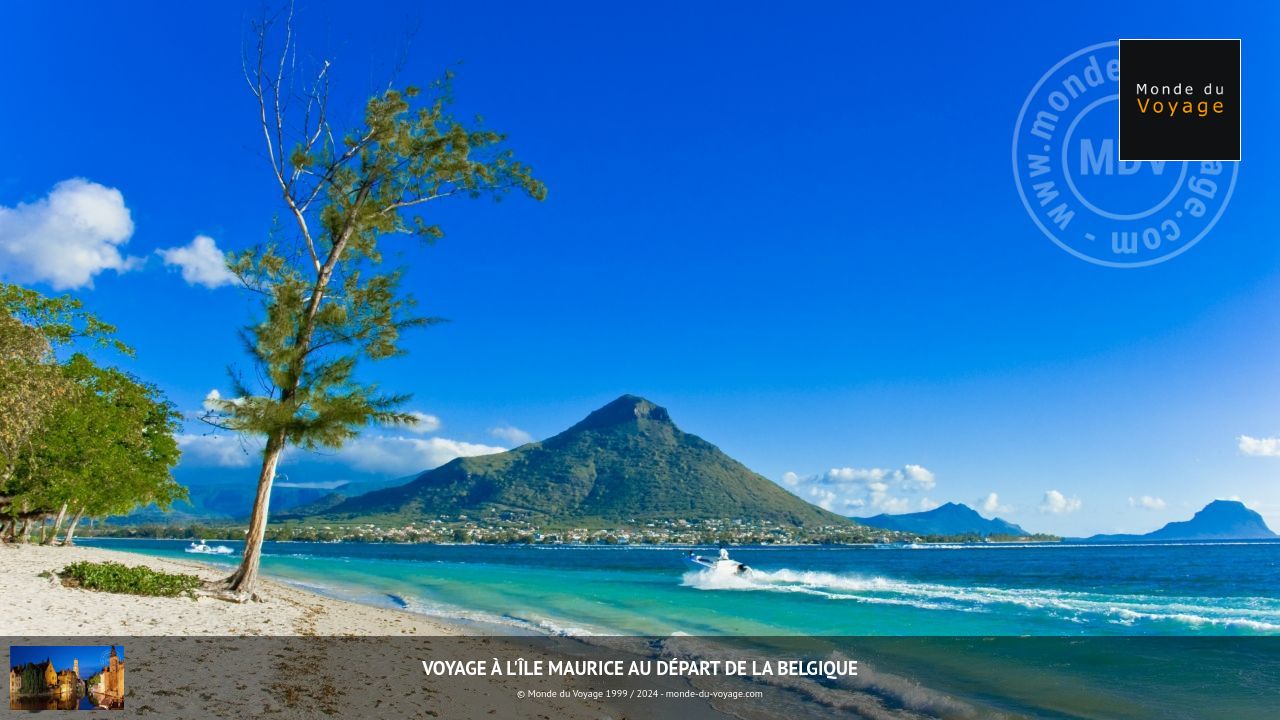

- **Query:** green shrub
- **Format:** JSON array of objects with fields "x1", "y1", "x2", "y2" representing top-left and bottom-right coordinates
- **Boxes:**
[{"x1": 58, "y1": 561, "x2": 201, "y2": 598}]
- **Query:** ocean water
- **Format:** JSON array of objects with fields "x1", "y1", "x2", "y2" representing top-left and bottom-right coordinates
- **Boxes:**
[
  {"x1": 73, "y1": 539, "x2": 1280, "y2": 717},
  {"x1": 79, "y1": 539, "x2": 1280, "y2": 637}
]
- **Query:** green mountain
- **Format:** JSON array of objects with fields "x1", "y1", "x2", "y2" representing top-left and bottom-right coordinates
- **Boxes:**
[{"x1": 302, "y1": 395, "x2": 850, "y2": 527}]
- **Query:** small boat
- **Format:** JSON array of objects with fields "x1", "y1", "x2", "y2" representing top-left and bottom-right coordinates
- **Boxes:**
[
  {"x1": 684, "y1": 548, "x2": 752, "y2": 576},
  {"x1": 185, "y1": 539, "x2": 234, "y2": 555}
]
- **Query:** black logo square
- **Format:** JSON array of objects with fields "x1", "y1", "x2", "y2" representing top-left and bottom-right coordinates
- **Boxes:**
[{"x1": 1119, "y1": 39, "x2": 1240, "y2": 161}]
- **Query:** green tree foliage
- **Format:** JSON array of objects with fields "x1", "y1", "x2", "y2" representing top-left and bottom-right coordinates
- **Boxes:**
[
  {"x1": 204, "y1": 11, "x2": 544, "y2": 596},
  {"x1": 0, "y1": 313, "x2": 64, "y2": 485},
  {"x1": 0, "y1": 283, "x2": 183, "y2": 543},
  {"x1": 0, "y1": 281, "x2": 131, "y2": 495},
  {"x1": 0, "y1": 283, "x2": 131, "y2": 354},
  {"x1": 20, "y1": 356, "x2": 185, "y2": 543}
]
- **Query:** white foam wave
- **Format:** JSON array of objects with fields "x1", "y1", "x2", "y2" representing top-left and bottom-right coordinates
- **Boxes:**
[{"x1": 681, "y1": 568, "x2": 1280, "y2": 633}]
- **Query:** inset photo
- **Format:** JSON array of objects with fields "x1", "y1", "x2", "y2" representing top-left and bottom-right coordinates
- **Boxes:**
[{"x1": 9, "y1": 645, "x2": 124, "y2": 711}]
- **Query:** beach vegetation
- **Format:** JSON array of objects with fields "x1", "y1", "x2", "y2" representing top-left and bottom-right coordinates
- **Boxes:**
[{"x1": 58, "y1": 560, "x2": 201, "y2": 598}]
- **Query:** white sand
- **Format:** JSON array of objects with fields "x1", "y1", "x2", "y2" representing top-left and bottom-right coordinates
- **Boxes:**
[
  {"x1": 0, "y1": 542, "x2": 462, "y2": 636},
  {"x1": 0, "y1": 542, "x2": 734, "y2": 719}
]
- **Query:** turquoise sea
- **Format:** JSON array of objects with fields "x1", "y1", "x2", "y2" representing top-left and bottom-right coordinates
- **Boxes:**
[
  {"x1": 77, "y1": 538, "x2": 1280, "y2": 718},
  {"x1": 80, "y1": 538, "x2": 1280, "y2": 637}
]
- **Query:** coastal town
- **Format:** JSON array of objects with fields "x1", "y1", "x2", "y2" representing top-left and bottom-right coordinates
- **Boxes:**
[
  {"x1": 83, "y1": 514, "x2": 1059, "y2": 546},
  {"x1": 9, "y1": 645, "x2": 124, "y2": 711}
]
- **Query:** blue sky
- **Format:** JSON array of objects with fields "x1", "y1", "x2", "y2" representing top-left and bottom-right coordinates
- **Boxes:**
[
  {"x1": 2, "y1": 1, "x2": 1278, "y2": 535},
  {"x1": 10, "y1": 645, "x2": 122, "y2": 678}
]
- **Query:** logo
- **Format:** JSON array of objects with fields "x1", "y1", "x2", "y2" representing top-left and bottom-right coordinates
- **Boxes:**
[
  {"x1": 1012, "y1": 42, "x2": 1237, "y2": 268},
  {"x1": 1119, "y1": 39, "x2": 1240, "y2": 161}
]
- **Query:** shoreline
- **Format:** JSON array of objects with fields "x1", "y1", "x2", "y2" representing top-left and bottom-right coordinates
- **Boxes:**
[
  {"x1": 0, "y1": 543, "x2": 468, "y2": 637},
  {"x1": 73, "y1": 534, "x2": 1280, "y2": 550},
  {"x1": 0, "y1": 543, "x2": 732, "y2": 719},
  {"x1": 62, "y1": 537, "x2": 1280, "y2": 638},
  {"x1": 6, "y1": 541, "x2": 1276, "y2": 719},
  {"x1": 77, "y1": 533, "x2": 1069, "y2": 546}
]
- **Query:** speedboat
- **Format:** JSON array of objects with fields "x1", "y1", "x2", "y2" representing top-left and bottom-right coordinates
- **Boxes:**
[
  {"x1": 684, "y1": 548, "x2": 751, "y2": 576},
  {"x1": 185, "y1": 539, "x2": 233, "y2": 555}
]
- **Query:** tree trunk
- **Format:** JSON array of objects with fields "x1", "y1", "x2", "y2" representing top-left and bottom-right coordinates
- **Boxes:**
[
  {"x1": 19, "y1": 517, "x2": 31, "y2": 543},
  {"x1": 43, "y1": 503, "x2": 68, "y2": 545},
  {"x1": 224, "y1": 430, "x2": 287, "y2": 597},
  {"x1": 63, "y1": 507, "x2": 86, "y2": 546}
]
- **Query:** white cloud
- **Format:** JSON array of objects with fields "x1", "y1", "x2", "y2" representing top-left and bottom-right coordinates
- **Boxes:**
[
  {"x1": 782, "y1": 464, "x2": 938, "y2": 515},
  {"x1": 902, "y1": 464, "x2": 935, "y2": 489},
  {"x1": 1239, "y1": 435, "x2": 1280, "y2": 457},
  {"x1": 1040, "y1": 490, "x2": 1082, "y2": 514},
  {"x1": 403, "y1": 411, "x2": 442, "y2": 434},
  {"x1": 201, "y1": 389, "x2": 245, "y2": 412},
  {"x1": 1128, "y1": 495, "x2": 1167, "y2": 511},
  {"x1": 324, "y1": 435, "x2": 506, "y2": 475},
  {"x1": 978, "y1": 492, "x2": 1012, "y2": 515},
  {"x1": 202, "y1": 389, "x2": 224, "y2": 412},
  {"x1": 488, "y1": 425, "x2": 534, "y2": 445},
  {"x1": 0, "y1": 178, "x2": 138, "y2": 289},
  {"x1": 276, "y1": 480, "x2": 346, "y2": 490},
  {"x1": 177, "y1": 433, "x2": 263, "y2": 468},
  {"x1": 177, "y1": 427, "x2": 504, "y2": 476},
  {"x1": 157, "y1": 234, "x2": 235, "y2": 288}
]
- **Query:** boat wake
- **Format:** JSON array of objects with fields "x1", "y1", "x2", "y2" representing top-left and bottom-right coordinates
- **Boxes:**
[
  {"x1": 682, "y1": 567, "x2": 1280, "y2": 633},
  {"x1": 185, "y1": 540, "x2": 234, "y2": 555}
]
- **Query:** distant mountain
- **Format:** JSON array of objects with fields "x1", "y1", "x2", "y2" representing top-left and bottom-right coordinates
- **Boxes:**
[
  {"x1": 119, "y1": 476, "x2": 411, "y2": 523},
  {"x1": 1085, "y1": 500, "x2": 1277, "y2": 542},
  {"x1": 856, "y1": 502, "x2": 1029, "y2": 537},
  {"x1": 297, "y1": 394, "x2": 850, "y2": 527}
]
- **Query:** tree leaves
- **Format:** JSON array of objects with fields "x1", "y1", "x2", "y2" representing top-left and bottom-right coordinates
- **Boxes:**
[
  {"x1": 8, "y1": 355, "x2": 185, "y2": 521},
  {"x1": 211, "y1": 77, "x2": 544, "y2": 453},
  {"x1": 0, "y1": 286, "x2": 183, "y2": 529},
  {"x1": 0, "y1": 282, "x2": 133, "y2": 356},
  {"x1": 0, "y1": 312, "x2": 66, "y2": 479}
]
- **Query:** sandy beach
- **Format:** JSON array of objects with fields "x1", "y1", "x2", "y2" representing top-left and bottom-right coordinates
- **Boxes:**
[
  {"x1": 1, "y1": 542, "x2": 686, "y2": 719},
  {"x1": 0, "y1": 542, "x2": 463, "y2": 637}
]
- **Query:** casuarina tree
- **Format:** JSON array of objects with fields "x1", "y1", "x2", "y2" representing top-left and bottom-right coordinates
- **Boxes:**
[{"x1": 203, "y1": 8, "x2": 544, "y2": 598}]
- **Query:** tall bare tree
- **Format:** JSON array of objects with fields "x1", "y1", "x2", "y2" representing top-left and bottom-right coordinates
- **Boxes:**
[{"x1": 204, "y1": 7, "x2": 544, "y2": 598}]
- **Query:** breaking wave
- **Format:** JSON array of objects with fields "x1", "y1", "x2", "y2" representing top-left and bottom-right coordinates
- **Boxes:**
[{"x1": 682, "y1": 568, "x2": 1280, "y2": 633}]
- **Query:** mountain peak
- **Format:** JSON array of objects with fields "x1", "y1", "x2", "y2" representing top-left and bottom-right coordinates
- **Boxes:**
[
  {"x1": 314, "y1": 394, "x2": 847, "y2": 527},
  {"x1": 570, "y1": 394, "x2": 672, "y2": 431},
  {"x1": 1086, "y1": 499, "x2": 1276, "y2": 542},
  {"x1": 857, "y1": 502, "x2": 1028, "y2": 537},
  {"x1": 933, "y1": 502, "x2": 986, "y2": 518}
]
